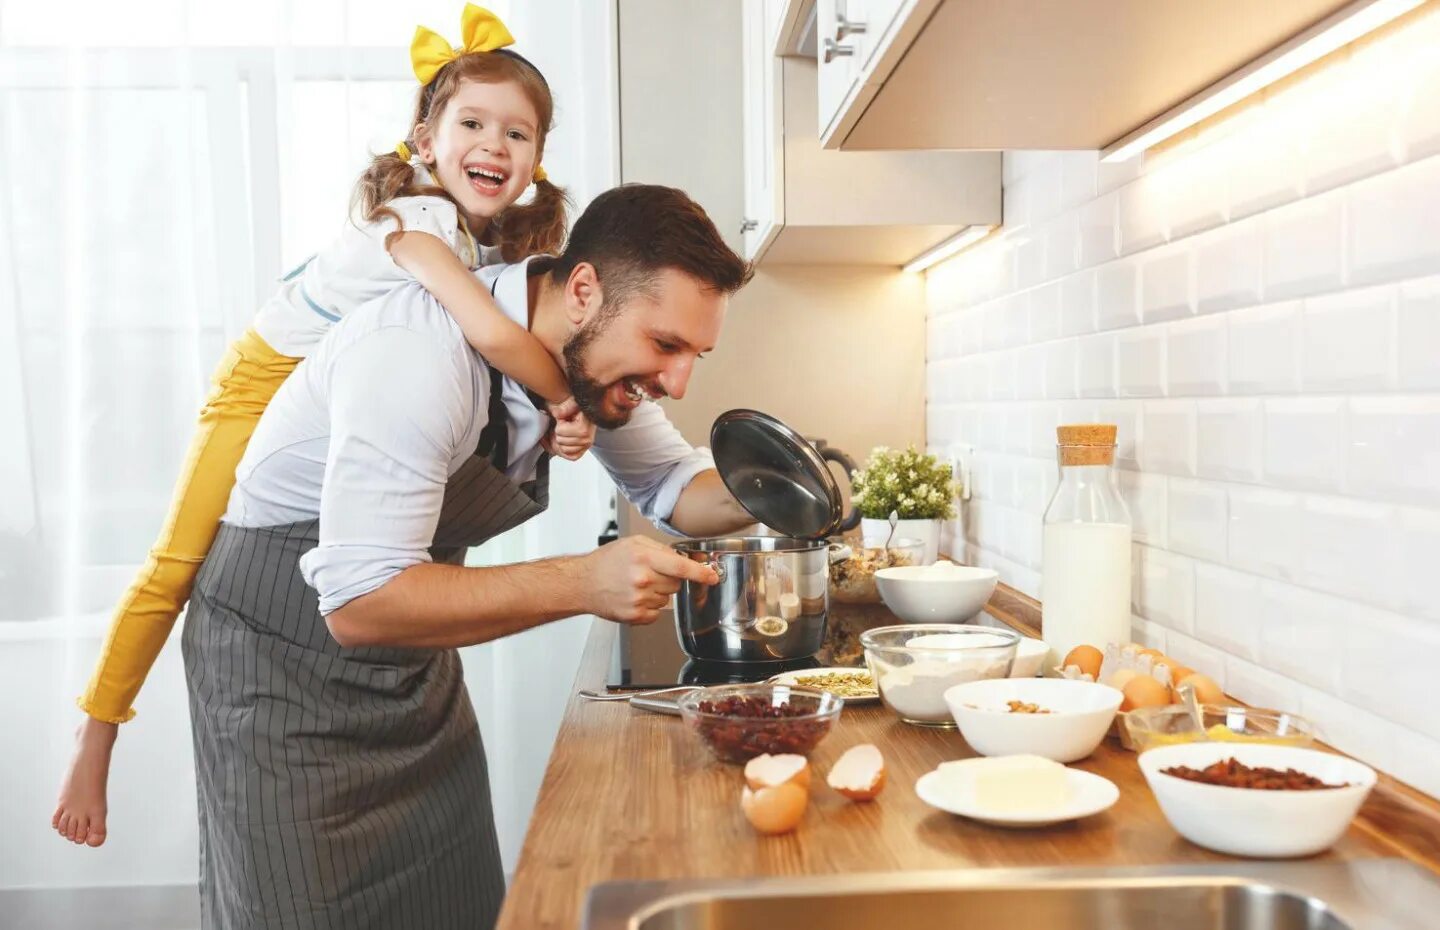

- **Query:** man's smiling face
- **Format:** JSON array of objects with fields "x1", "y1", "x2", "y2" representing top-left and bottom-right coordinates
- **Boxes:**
[{"x1": 561, "y1": 266, "x2": 726, "y2": 429}]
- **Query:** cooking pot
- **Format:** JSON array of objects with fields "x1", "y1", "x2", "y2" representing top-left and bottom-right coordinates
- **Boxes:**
[{"x1": 672, "y1": 410, "x2": 850, "y2": 663}]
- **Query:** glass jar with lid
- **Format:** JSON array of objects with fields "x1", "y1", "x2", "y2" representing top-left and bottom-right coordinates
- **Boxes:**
[{"x1": 1040, "y1": 424, "x2": 1133, "y2": 671}]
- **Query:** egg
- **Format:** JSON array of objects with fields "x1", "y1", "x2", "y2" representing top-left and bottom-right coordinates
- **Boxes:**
[
  {"x1": 1107, "y1": 668, "x2": 1141, "y2": 692},
  {"x1": 744, "y1": 753, "x2": 811, "y2": 791},
  {"x1": 1177, "y1": 672, "x2": 1224, "y2": 705},
  {"x1": 1157, "y1": 663, "x2": 1193, "y2": 691},
  {"x1": 741, "y1": 782, "x2": 808, "y2": 834},
  {"x1": 826, "y1": 744, "x2": 886, "y2": 801},
  {"x1": 1061, "y1": 645, "x2": 1104, "y2": 680},
  {"x1": 1121, "y1": 674, "x2": 1171, "y2": 712}
]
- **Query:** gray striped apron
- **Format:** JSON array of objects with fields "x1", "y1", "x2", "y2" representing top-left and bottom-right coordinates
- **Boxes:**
[{"x1": 183, "y1": 362, "x2": 549, "y2": 930}]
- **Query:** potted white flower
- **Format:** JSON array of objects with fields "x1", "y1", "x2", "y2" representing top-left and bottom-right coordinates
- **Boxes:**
[{"x1": 849, "y1": 446, "x2": 960, "y2": 565}]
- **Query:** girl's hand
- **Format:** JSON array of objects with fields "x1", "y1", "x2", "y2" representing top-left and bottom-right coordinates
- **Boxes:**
[{"x1": 542, "y1": 400, "x2": 595, "y2": 461}]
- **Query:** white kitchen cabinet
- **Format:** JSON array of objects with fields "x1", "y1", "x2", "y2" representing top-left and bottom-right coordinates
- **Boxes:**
[
  {"x1": 742, "y1": 0, "x2": 1000, "y2": 266},
  {"x1": 814, "y1": 0, "x2": 1358, "y2": 151}
]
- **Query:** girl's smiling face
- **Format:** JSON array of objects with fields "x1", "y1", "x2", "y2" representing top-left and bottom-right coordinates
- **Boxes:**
[{"x1": 415, "y1": 78, "x2": 540, "y2": 232}]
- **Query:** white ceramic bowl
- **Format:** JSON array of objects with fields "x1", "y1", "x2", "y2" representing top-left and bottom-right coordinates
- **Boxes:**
[
  {"x1": 874, "y1": 564, "x2": 999, "y2": 623},
  {"x1": 1009, "y1": 637, "x2": 1050, "y2": 678},
  {"x1": 1138, "y1": 743, "x2": 1377, "y2": 858},
  {"x1": 944, "y1": 678, "x2": 1123, "y2": 763}
]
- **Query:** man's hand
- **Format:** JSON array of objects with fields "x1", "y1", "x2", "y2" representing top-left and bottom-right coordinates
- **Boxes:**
[
  {"x1": 581, "y1": 536, "x2": 719, "y2": 624},
  {"x1": 541, "y1": 396, "x2": 596, "y2": 461}
]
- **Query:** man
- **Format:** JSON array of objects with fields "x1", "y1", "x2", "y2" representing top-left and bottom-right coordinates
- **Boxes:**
[{"x1": 182, "y1": 185, "x2": 755, "y2": 929}]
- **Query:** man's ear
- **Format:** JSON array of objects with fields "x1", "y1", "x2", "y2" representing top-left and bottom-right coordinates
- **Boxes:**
[
  {"x1": 564, "y1": 262, "x2": 602, "y2": 325},
  {"x1": 413, "y1": 123, "x2": 436, "y2": 165}
]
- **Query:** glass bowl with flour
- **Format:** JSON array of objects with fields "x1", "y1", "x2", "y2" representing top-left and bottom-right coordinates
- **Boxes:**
[{"x1": 861, "y1": 625, "x2": 1020, "y2": 727}]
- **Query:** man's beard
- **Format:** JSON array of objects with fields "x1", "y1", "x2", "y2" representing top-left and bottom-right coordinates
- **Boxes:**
[{"x1": 561, "y1": 309, "x2": 631, "y2": 429}]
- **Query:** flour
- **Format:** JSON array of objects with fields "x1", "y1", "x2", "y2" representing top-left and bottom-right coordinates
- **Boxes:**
[{"x1": 876, "y1": 652, "x2": 1012, "y2": 722}]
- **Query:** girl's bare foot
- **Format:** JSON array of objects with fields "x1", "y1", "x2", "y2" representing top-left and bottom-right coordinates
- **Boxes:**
[{"x1": 53, "y1": 716, "x2": 118, "y2": 847}]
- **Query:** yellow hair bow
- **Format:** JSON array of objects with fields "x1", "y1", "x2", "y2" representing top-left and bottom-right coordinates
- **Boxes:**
[{"x1": 410, "y1": 4, "x2": 516, "y2": 86}]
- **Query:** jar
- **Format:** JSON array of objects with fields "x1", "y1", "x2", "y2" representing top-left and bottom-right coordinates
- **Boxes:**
[{"x1": 1040, "y1": 424, "x2": 1133, "y2": 671}]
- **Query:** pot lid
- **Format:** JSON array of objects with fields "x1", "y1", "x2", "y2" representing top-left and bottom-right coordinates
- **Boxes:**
[{"x1": 710, "y1": 409, "x2": 845, "y2": 539}]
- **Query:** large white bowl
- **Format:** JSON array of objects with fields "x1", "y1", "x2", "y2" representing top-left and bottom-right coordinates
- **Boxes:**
[
  {"x1": 1138, "y1": 743, "x2": 1377, "y2": 858},
  {"x1": 944, "y1": 678, "x2": 1123, "y2": 763},
  {"x1": 875, "y1": 564, "x2": 998, "y2": 623}
]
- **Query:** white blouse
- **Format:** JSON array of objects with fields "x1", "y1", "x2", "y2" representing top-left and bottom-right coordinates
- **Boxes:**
[
  {"x1": 251, "y1": 164, "x2": 490, "y2": 357},
  {"x1": 225, "y1": 257, "x2": 716, "y2": 614}
]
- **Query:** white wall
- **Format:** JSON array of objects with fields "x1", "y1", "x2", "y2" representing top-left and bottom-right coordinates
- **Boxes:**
[{"x1": 925, "y1": 6, "x2": 1440, "y2": 797}]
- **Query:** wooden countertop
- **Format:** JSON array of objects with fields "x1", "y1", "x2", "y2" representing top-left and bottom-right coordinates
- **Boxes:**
[{"x1": 496, "y1": 589, "x2": 1440, "y2": 930}]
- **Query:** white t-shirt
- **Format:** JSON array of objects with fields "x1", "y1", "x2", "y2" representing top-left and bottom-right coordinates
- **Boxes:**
[
  {"x1": 226, "y1": 256, "x2": 716, "y2": 614},
  {"x1": 251, "y1": 165, "x2": 493, "y2": 357}
]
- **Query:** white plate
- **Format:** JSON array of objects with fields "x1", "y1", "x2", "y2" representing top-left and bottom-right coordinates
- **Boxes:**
[
  {"x1": 915, "y1": 762, "x2": 1120, "y2": 828},
  {"x1": 768, "y1": 667, "x2": 879, "y2": 704}
]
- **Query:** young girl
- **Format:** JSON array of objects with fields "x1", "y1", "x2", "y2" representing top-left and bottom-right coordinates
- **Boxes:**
[{"x1": 52, "y1": 4, "x2": 588, "y2": 848}]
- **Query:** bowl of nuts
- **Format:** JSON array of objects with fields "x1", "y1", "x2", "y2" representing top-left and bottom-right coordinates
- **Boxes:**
[{"x1": 677, "y1": 683, "x2": 842, "y2": 764}]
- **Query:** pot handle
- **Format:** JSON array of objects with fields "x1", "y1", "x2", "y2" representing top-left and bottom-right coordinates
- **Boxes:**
[
  {"x1": 704, "y1": 554, "x2": 727, "y2": 584},
  {"x1": 820, "y1": 446, "x2": 862, "y2": 532}
]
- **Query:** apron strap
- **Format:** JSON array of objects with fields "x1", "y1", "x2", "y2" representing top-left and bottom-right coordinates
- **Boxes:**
[{"x1": 474, "y1": 275, "x2": 511, "y2": 470}]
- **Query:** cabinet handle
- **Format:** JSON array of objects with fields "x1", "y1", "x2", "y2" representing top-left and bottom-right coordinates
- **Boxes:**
[
  {"x1": 834, "y1": 16, "x2": 867, "y2": 40},
  {"x1": 822, "y1": 38, "x2": 856, "y2": 63},
  {"x1": 740, "y1": 219, "x2": 759, "y2": 233}
]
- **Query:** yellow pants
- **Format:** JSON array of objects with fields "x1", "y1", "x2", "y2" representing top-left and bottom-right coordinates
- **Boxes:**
[{"x1": 78, "y1": 329, "x2": 300, "y2": 723}]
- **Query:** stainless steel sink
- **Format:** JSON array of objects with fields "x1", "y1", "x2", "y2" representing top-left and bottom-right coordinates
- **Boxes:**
[{"x1": 583, "y1": 859, "x2": 1440, "y2": 930}]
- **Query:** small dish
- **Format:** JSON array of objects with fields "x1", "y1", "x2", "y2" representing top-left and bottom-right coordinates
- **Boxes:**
[
  {"x1": 678, "y1": 684, "x2": 841, "y2": 764},
  {"x1": 1122, "y1": 703, "x2": 1317, "y2": 753},
  {"x1": 915, "y1": 761, "x2": 1119, "y2": 828},
  {"x1": 874, "y1": 563, "x2": 999, "y2": 623},
  {"x1": 1138, "y1": 743, "x2": 1377, "y2": 858},
  {"x1": 944, "y1": 678, "x2": 1123, "y2": 763},
  {"x1": 1009, "y1": 636, "x2": 1051, "y2": 678},
  {"x1": 767, "y1": 667, "x2": 879, "y2": 704}
]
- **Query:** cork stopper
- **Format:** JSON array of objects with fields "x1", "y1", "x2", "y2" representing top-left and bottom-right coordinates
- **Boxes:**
[{"x1": 1057, "y1": 423, "x2": 1118, "y2": 466}]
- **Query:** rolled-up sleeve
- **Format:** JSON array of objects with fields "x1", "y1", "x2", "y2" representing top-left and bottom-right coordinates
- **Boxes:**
[
  {"x1": 298, "y1": 326, "x2": 472, "y2": 613},
  {"x1": 591, "y1": 401, "x2": 715, "y2": 535}
]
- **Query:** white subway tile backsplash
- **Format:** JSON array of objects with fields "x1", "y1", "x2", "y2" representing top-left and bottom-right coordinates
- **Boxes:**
[
  {"x1": 1119, "y1": 470, "x2": 1167, "y2": 546},
  {"x1": 1299, "y1": 495, "x2": 1399, "y2": 606},
  {"x1": 1348, "y1": 155, "x2": 1440, "y2": 285},
  {"x1": 1095, "y1": 260, "x2": 1140, "y2": 331},
  {"x1": 1228, "y1": 301, "x2": 1302, "y2": 394},
  {"x1": 1197, "y1": 399, "x2": 1263, "y2": 482},
  {"x1": 1167, "y1": 314, "x2": 1227, "y2": 396},
  {"x1": 1347, "y1": 396, "x2": 1440, "y2": 505},
  {"x1": 927, "y1": 40, "x2": 1440, "y2": 795},
  {"x1": 1167, "y1": 477, "x2": 1227, "y2": 561},
  {"x1": 1078, "y1": 194, "x2": 1119, "y2": 268},
  {"x1": 1262, "y1": 398, "x2": 1346, "y2": 492},
  {"x1": 1134, "y1": 546, "x2": 1196, "y2": 634},
  {"x1": 1227, "y1": 486, "x2": 1301, "y2": 580},
  {"x1": 1194, "y1": 219, "x2": 1264, "y2": 315},
  {"x1": 1262, "y1": 193, "x2": 1344, "y2": 299},
  {"x1": 1140, "y1": 401, "x2": 1195, "y2": 476},
  {"x1": 1060, "y1": 270, "x2": 1097, "y2": 338},
  {"x1": 1254, "y1": 581, "x2": 1347, "y2": 694},
  {"x1": 1301, "y1": 286, "x2": 1395, "y2": 392},
  {"x1": 1044, "y1": 339, "x2": 1077, "y2": 400},
  {"x1": 1341, "y1": 606, "x2": 1440, "y2": 741},
  {"x1": 1140, "y1": 245, "x2": 1194, "y2": 324},
  {"x1": 1397, "y1": 278, "x2": 1440, "y2": 390},
  {"x1": 1223, "y1": 655, "x2": 1302, "y2": 712},
  {"x1": 1117, "y1": 325, "x2": 1166, "y2": 397},
  {"x1": 1076, "y1": 333, "x2": 1116, "y2": 398}
]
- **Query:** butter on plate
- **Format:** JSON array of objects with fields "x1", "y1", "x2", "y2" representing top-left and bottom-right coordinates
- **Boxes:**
[{"x1": 938, "y1": 754, "x2": 1074, "y2": 814}]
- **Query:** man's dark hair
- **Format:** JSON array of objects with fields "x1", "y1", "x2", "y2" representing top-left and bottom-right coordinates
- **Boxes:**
[{"x1": 549, "y1": 184, "x2": 753, "y2": 304}]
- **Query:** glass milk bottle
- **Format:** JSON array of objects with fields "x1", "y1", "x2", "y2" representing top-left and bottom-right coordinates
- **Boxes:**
[{"x1": 1040, "y1": 424, "x2": 1133, "y2": 671}]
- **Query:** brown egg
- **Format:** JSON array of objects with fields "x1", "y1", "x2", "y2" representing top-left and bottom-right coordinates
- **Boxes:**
[
  {"x1": 1107, "y1": 668, "x2": 1141, "y2": 692},
  {"x1": 741, "y1": 782, "x2": 808, "y2": 835},
  {"x1": 1158, "y1": 663, "x2": 1194, "y2": 695},
  {"x1": 1121, "y1": 674, "x2": 1171, "y2": 712},
  {"x1": 1177, "y1": 673, "x2": 1225, "y2": 705},
  {"x1": 744, "y1": 754, "x2": 811, "y2": 791},
  {"x1": 1062, "y1": 645, "x2": 1104, "y2": 680},
  {"x1": 826, "y1": 744, "x2": 886, "y2": 802}
]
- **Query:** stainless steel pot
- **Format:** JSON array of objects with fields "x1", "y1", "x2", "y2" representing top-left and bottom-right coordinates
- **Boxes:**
[{"x1": 672, "y1": 536, "x2": 829, "y2": 663}]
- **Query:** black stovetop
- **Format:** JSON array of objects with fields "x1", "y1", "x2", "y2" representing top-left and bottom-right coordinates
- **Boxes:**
[{"x1": 605, "y1": 609, "x2": 823, "y2": 690}]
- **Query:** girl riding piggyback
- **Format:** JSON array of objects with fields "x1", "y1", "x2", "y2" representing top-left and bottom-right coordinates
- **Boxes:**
[{"x1": 53, "y1": 4, "x2": 588, "y2": 848}]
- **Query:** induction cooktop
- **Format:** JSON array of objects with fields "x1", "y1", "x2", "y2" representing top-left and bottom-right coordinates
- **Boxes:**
[{"x1": 606, "y1": 610, "x2": 822, "y2": 690}]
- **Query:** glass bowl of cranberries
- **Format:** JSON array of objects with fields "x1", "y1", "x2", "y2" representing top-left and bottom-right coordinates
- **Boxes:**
[{"x1": 678, "y1": 683, "x2": 843, "y2": 764}]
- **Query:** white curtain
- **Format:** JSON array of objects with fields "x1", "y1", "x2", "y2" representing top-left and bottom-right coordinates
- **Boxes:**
[{"x1": 0, "y1": 0, "x2": 619, "y2": 889}]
